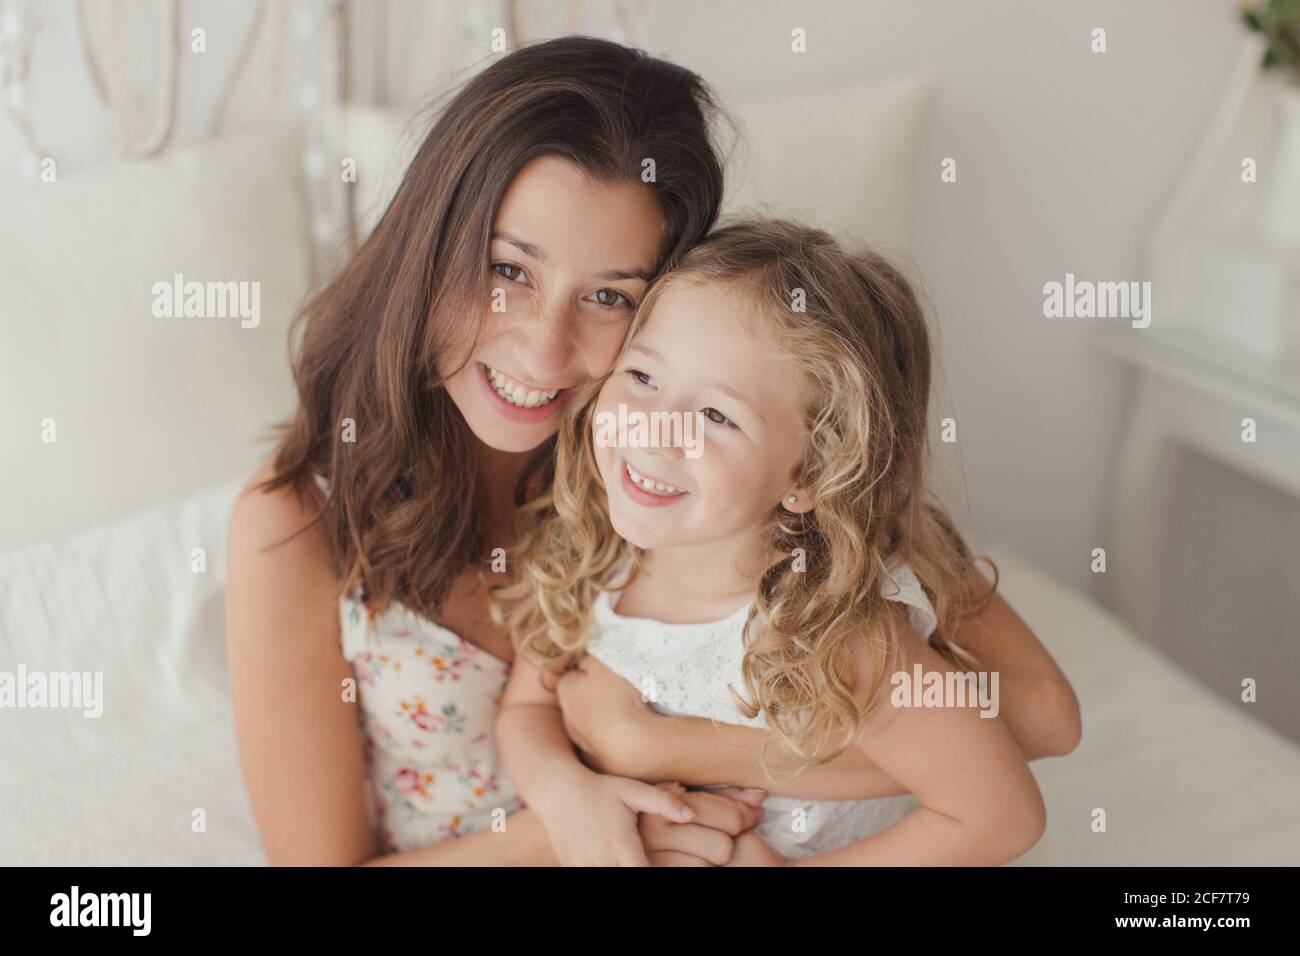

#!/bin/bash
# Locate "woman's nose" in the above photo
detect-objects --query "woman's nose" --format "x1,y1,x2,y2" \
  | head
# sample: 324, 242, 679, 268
520, 298, 580, 382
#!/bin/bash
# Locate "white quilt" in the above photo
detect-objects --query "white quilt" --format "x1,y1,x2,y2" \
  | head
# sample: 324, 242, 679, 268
2, 486, 1298, 865
0, 482, 264, 865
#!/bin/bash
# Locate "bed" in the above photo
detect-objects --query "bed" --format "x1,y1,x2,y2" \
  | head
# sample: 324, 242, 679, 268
2, 479, 1298, 865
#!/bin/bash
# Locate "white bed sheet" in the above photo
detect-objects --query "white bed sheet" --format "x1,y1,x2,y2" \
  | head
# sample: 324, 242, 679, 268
995, 548, 1300, 865
2, 487, 1297, 865
0, 481, 263, 865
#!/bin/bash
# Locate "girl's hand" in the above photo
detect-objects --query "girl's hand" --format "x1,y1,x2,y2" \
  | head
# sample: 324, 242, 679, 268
555, 656, 658, 777
531, 764, 695, 866
724, 830, 788, 867
640, 783, 769, 866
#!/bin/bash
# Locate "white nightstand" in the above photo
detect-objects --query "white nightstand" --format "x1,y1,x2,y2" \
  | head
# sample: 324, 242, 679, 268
1094, 323, 1300, 646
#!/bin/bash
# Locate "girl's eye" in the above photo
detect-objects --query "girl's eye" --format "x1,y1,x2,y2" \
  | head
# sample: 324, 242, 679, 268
627, 369, 656, 388
589, 288, 635, 310
492, 262, 527, 283
702, 407, 737, 429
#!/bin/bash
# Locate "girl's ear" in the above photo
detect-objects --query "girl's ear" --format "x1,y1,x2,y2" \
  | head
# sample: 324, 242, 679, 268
781, 490, 815, 515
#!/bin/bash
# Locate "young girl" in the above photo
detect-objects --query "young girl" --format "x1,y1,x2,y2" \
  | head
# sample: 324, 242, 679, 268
494, 220, 1048, 865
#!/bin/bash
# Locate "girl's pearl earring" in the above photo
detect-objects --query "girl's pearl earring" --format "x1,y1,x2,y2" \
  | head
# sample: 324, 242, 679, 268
786, 496, 797, 505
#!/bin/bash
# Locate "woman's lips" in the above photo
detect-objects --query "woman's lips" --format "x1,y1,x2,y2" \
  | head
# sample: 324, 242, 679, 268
477, 362, 574, 424
619, 458, 689, 508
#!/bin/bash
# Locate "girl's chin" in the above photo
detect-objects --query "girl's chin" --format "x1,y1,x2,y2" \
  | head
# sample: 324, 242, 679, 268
608, 512, 654, 550
608, 508, 684, 552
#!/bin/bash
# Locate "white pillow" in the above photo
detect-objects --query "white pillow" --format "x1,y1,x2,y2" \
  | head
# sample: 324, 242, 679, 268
0, 125, 312, 549
337, 103, 428, 240
724, 72, 939, 249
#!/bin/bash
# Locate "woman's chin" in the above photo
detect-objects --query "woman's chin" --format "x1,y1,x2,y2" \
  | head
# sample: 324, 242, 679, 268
472, 424, 558, 454
457, 400, 562, 454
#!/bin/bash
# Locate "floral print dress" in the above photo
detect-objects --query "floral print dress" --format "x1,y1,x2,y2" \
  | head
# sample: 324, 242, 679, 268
339, 590, 523, 853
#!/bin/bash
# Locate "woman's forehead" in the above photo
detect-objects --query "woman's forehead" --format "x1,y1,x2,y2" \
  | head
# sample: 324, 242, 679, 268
493, 156, 662, 278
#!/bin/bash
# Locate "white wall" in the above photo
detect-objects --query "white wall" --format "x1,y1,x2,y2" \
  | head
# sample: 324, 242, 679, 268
632, 0, 1249, 596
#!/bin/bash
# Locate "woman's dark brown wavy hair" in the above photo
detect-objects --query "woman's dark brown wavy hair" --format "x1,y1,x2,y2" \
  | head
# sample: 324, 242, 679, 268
260, 36, 728, 620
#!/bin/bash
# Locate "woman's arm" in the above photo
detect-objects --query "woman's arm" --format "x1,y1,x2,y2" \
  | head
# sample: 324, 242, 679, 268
560, 568, 1081, 799
788, 631, 1046, 866
943, 565, 1082, 759
496, 652, 697, 865
226, 465, 556, 866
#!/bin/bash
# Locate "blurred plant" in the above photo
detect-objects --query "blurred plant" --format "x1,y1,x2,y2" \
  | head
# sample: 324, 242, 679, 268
1241, 0, 1300, 85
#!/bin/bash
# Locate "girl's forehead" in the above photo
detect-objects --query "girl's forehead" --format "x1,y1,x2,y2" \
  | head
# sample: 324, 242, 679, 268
640, 278, 783, 351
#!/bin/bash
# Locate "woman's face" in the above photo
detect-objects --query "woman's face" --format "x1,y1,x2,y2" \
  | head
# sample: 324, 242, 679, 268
441, 156, 665, 454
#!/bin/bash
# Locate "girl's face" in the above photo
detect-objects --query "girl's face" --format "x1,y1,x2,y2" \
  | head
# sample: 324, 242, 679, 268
594, 280, 813, 554
441, 156, 665, 454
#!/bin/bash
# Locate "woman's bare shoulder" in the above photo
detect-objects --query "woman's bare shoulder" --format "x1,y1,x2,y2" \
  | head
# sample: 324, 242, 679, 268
226, 459, 339, 626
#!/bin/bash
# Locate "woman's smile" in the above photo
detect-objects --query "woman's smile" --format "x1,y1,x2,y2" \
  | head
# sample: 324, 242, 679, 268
483, 362, 563, 408
477, 361, 575, 424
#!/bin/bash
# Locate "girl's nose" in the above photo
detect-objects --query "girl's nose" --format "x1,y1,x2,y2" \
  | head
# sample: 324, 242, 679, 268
642, 401, 691, 459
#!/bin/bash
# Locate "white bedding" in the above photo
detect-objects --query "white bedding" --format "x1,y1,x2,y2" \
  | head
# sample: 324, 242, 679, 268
1003, 551, 1300, 865
0, 481, 264, 865
2, 485, 1297, 865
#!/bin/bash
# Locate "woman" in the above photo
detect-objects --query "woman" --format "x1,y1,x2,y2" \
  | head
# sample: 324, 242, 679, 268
226, 36, 1079, 866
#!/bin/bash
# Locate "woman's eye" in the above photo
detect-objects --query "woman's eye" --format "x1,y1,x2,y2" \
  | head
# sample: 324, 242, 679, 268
590, 288, 634, 310
703, 407, 737, 429
627, 369, 656, 388
492, 262, 527, 283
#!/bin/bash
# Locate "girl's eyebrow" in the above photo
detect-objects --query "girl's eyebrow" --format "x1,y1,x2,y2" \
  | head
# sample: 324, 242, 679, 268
492, 231, 652, 282
629, 342, 663, 360
628, 343, 766, 423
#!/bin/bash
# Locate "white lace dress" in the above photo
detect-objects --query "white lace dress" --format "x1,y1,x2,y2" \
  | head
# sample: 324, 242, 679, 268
585, 556, 939, 861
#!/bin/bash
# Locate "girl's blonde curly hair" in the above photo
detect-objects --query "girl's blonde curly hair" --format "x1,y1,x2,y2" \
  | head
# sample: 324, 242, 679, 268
492, 219, 998, 767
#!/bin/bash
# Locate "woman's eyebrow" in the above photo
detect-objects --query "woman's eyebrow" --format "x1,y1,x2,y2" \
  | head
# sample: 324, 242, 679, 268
492, 231, 651, 282
596, 267, 653, 282
492, 231, 544, 260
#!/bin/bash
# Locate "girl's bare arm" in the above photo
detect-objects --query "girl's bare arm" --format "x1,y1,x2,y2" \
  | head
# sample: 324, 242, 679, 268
789, 630, 1047, 866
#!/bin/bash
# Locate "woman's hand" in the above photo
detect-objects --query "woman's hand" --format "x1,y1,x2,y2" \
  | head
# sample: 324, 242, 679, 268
555, 656, 660, 778
725, 830, 789, 867
529, 763, 696, 866
640, 783, 769, 866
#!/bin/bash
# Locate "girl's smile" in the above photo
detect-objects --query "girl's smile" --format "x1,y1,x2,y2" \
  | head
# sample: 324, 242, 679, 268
620, 457, 690, 506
